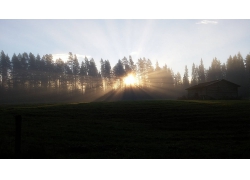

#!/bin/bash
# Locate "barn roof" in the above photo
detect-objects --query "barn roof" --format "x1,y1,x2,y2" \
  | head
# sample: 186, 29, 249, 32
185, 79, 240, 90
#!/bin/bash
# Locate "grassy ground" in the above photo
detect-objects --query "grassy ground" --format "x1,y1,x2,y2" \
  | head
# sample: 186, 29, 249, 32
0, 100, 250, 159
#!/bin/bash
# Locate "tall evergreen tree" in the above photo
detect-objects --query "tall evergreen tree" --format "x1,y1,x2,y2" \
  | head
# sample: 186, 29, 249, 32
79, 61, 87, 94
207, 57, 222, 81
191, 63, 198, 86
129, 55, 136, 74
55, 58, 65, 91
104, 60, 111, 78
122, 56, 131, 74
72, 54, 80, 75
245, 53, 250, 97
88, 58, 98, 77
226, 53, 246, 96
100, 58, 105, 77
137, 58, 147, 86
155, 61, 161, 71
198, 59, 205, 83
28, 52, 37, 90
183, 65, 189, 89
0, 51, 11, 90
113, 59, 125, 78
19, 52, 29, 89
44, 54, 54, 91
11, 53, 21, 90
221, 63, 227, 79
72, 54, 80, 91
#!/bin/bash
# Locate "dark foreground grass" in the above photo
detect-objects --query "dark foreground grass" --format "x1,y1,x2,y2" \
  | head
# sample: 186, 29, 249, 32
0, 100, 250, 159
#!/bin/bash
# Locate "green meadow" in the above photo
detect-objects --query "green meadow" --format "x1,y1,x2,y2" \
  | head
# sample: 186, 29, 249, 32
0, 100, 250, 159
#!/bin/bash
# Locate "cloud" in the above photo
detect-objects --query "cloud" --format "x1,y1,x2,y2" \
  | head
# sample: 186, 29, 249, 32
196, 20, 218, 25
75, 54, 92, 60
52, 53, 91, 62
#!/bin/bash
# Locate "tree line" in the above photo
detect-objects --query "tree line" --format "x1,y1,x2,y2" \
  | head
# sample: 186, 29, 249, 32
0, 50, 250, 103
187, 52, 250, 97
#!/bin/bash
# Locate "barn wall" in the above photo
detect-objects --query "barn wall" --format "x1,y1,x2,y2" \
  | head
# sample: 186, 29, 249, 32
188, 88, 206, 98
206, 81, 238, 99
187, 80, 239, 99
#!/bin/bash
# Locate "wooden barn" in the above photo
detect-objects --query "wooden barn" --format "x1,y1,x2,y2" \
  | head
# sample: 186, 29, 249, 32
185, 79, 240, 99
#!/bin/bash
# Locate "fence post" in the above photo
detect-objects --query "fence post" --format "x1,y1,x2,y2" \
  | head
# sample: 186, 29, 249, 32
15, 115, 22, 158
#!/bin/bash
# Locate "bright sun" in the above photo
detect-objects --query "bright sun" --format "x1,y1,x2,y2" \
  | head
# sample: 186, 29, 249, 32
124, 74, 137, 86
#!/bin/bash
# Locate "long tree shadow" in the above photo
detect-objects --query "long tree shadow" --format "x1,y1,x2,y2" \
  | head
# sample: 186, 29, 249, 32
93, 89, 123, 102
121, 86, 154, 101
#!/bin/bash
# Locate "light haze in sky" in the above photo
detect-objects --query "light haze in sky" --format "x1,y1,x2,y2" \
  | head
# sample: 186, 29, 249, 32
1, 2, 250, 77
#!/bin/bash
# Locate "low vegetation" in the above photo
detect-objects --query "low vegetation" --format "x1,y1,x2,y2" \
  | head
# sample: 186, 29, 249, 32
1, 100, 250, 159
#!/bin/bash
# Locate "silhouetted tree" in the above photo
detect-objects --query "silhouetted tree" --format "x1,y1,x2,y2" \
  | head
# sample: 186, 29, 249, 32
72, 54, 80, 91
183, 65, 189, 89
55, 58, 65, 92
155, 61, 161, 71
79, 60, 88, 94
198, 59, 205, 83
113, 59, 125, 78
137, 58, 147, 86
207, 57, 222, 81
3, 49, 250, 102
226, 53, 246, 96
28, 52, 37, 91
11, 53, 20, 90
162, 64, 174, 91
191, 63, 198, 86
245, 53, 250, 97
174, 71, 183, 96
221, 63, 227, 79
129, 55, 136, 74
122, 56, 131, 74
0, 51, 11, 91
88, 58, 99, 91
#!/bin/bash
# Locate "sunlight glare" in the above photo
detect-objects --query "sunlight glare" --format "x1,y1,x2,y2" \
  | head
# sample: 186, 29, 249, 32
124, 74, 137, 86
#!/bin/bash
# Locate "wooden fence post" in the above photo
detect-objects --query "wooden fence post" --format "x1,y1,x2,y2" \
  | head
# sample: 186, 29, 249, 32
15, 115, 22, 158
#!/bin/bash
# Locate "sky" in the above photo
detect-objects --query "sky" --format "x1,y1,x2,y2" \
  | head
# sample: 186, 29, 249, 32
1, 19, 250, 77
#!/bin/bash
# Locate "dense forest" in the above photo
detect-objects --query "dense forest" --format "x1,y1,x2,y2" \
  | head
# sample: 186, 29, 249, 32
0, 50, 250, 103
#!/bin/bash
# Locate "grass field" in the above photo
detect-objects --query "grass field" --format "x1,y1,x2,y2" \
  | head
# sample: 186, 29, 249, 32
0, 100, 250, 159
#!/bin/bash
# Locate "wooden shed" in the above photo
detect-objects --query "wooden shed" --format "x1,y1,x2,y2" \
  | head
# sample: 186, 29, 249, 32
185, 79, 240, 99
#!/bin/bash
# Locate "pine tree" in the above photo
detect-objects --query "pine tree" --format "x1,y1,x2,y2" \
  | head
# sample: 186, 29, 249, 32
0, 51, 11, 91
104, 60, 111, 79
11, 53, 20, 90
100, 58, 105, 78
72, 54, 80, 91
129, 55, 136, 74
28, 52, 37, 90
183, 65, 189, 89
137, 58, 147, 86
55, 58, 65, 92
88, 58, 99, 90
19, 52, 29, 89
226, 55, 235, 83
245, 53, 250, 97
174, 72, 183, 97
122, 56, 131, 74
155, 61, 161, 71
79, 61, 88, 94
44, 54, 54, 91
191, 63, 198, 86
221, 63, 227, 79
113, 59, 125, 78
198, 59, 205, 83
207, 57, 222, 81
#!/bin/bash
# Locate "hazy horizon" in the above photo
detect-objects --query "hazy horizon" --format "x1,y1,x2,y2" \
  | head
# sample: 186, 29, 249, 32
1, 19, 250, 76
